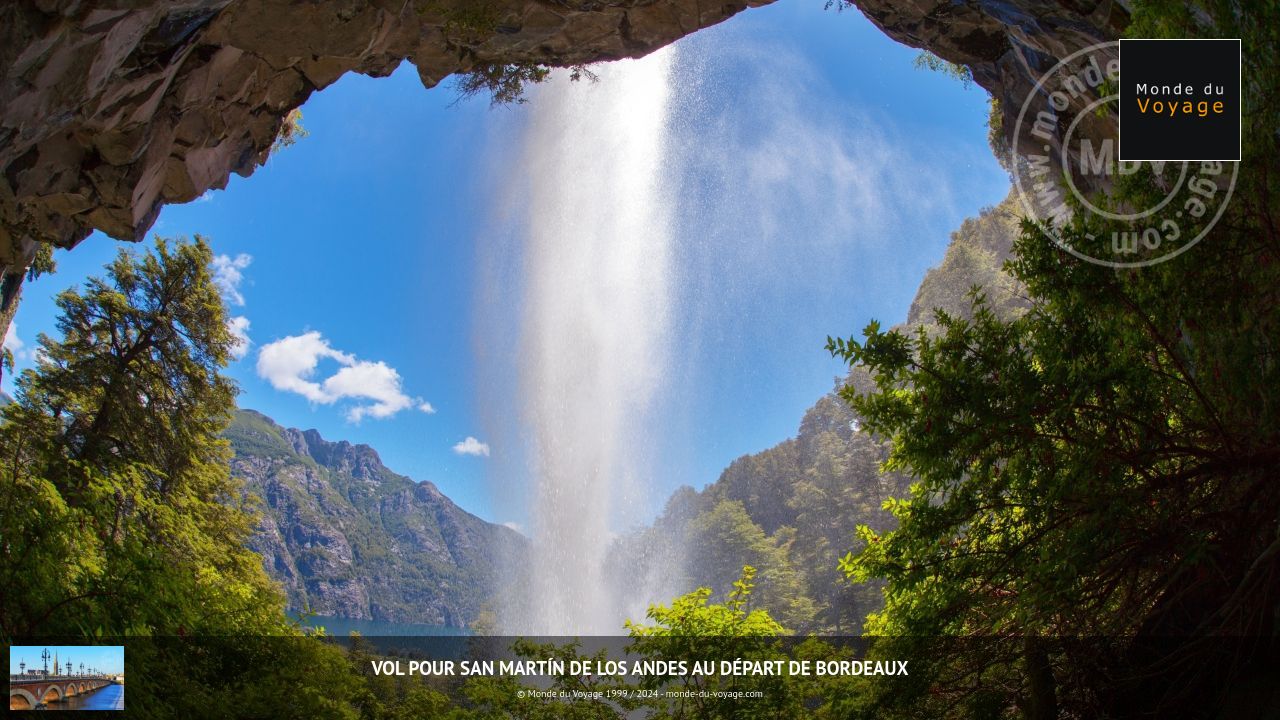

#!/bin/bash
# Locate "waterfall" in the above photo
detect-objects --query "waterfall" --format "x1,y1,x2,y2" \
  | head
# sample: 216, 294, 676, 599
495, 48, 678, 634
478, 22, 977, 635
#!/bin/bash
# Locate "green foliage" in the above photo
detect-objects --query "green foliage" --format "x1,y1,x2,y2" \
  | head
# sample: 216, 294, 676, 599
27, 241, 56, 281
628, 566, 785, 640
224, 409, 311, 464
271, 108, 309, 155
626, 567, 816, 720
338, 634, 457, 720
430, 0, 601, 107
4, 244, 57, 376
0, 238, 450, 719
827, 3, 1280, 714
627, 380, 924, 634
0, 236, 288, 637
913, 51, 973, 89
987, 98, 1011, 173
630, 192, 1029, 635
905, 192, 1026, 334
683, 501, 815, 631
1126, 0, 1206, 38
454, 62, 597, 107
458, 638, 639, 719
455, 62, 551, 106
832, 184, 1280, 712
123, 636, 365, 720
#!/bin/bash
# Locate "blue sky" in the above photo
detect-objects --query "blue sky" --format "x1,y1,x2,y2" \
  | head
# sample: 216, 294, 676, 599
9, 646, 124, 675
2, 1, 1008, 531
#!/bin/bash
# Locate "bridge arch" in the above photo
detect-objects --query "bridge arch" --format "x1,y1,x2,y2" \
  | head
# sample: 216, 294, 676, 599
64, 683, 78, 697
40, 684, 63, 704
10, 689, 39, 711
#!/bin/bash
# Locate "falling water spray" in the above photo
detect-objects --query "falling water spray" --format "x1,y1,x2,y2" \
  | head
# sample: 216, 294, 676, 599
499, 49, 678, 634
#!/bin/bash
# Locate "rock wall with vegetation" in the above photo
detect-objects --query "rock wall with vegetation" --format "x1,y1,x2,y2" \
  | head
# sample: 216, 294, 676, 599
1, 0, 1128, 340
226, 409, 524, 626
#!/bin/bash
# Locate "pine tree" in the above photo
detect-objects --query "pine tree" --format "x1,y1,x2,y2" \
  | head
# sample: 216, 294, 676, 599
0, 237, 285, 636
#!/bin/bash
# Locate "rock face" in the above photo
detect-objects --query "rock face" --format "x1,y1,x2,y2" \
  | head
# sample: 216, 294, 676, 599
848, 0, 1126, 175
0, 0, 1128, 337
849, 0, 1127, 104
226, 409, 524, 626
0, 0, 772, 333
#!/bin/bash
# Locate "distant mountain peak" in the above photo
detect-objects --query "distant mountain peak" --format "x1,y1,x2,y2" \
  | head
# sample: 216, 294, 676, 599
287, 426, 386, 483
225, 408, 522, 626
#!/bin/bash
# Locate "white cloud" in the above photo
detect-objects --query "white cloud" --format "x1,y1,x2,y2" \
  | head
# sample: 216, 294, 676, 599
257, 332, 350, 402
324, 360, 415, 422
211, 253, 253, 361
502, 521, 525, 534
212, 253, 252, 307
256, 331, 433, 422
227, 316, 251, 359
3, 321, 24, 358
194, 190, 215, 203
452, 436, 490, 457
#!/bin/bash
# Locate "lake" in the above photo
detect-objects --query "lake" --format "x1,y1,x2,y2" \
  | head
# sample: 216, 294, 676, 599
293, 614, 471, 637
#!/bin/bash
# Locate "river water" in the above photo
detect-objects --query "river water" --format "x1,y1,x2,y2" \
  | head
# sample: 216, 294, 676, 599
55, 683, 124, 710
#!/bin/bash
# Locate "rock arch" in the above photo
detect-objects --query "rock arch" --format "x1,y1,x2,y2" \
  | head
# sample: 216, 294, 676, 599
0, 0, 1125, 338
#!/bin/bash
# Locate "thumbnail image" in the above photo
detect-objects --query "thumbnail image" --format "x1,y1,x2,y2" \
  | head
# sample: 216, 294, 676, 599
8, 646, 123, 711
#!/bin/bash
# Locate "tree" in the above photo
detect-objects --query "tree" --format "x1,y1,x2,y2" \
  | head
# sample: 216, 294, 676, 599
0, 237, 387, 720
828, 121, 1280, 720
912, 51, 973, 89
827, 5, 1280, 713
0, 236, 284, 636
684, 500, 816, 631
786, 424, 904, 634
627, 566, 803, 720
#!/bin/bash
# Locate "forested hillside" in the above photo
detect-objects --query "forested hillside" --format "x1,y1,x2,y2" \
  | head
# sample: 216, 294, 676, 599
620, 190, 1027, 633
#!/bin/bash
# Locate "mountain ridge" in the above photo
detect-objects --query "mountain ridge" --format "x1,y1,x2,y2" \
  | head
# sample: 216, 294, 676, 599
227, 408, 523, 627
229, 189, 1024, 631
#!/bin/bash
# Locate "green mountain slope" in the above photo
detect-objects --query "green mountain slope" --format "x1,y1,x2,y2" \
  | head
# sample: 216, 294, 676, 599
626, 189, 1026, 633
227, 409, 524, 626
905, 189, 1025, 330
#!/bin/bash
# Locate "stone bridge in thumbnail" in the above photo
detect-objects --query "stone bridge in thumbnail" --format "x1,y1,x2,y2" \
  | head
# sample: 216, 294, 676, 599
9, 674, 120, 710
